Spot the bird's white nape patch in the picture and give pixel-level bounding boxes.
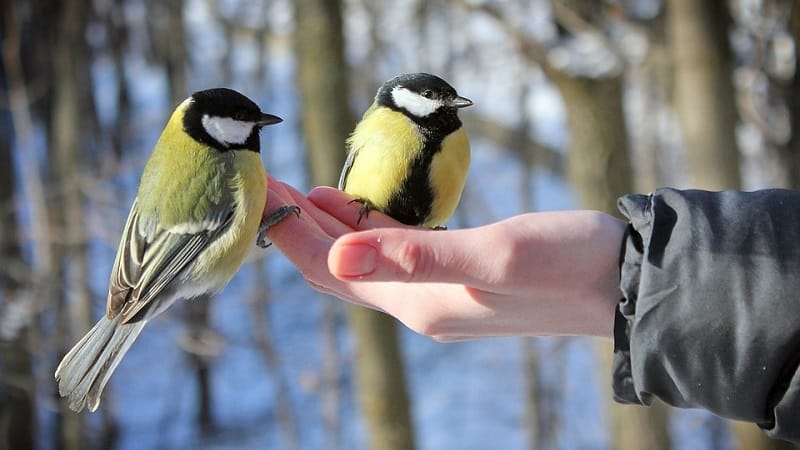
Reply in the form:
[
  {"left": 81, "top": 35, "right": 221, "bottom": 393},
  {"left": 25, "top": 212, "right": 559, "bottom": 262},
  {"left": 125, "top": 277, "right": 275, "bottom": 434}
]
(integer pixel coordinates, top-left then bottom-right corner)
[
  {"left": 201, "top": 114, "right": 254, "bottom": 146},
  {"left": 391, "top": 86, "right": 442, "bottom": 118}
]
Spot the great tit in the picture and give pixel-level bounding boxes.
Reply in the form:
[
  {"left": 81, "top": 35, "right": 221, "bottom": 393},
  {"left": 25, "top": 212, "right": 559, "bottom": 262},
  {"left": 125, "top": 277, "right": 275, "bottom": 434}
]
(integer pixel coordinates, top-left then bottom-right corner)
[
  {"left": 55, "top": 88, "right": 298, "bottom": 412},
  {"left": 339, "top": 73, "right": 472, "bottom": 228}
]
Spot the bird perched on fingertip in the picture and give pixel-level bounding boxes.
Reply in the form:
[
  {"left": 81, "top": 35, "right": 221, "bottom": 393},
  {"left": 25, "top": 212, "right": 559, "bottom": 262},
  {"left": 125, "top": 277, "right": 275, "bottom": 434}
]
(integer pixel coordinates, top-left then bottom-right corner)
[
  {"left": 55, "top": 88, "right": 299, "bottom": 412},
  {"left": 339, "top": 72, "right": 472, "bottom": 228}
]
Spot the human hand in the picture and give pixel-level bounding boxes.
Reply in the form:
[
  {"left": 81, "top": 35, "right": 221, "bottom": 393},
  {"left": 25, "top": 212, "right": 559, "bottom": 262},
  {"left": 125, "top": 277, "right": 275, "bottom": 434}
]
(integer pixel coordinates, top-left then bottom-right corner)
[{"left": 264, "top": 175, "right": 625, "bottom": 341}]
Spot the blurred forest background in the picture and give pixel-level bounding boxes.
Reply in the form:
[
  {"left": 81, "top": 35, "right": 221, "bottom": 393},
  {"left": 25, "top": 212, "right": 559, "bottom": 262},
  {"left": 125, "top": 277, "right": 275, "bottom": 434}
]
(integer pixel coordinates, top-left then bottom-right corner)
[{"left": 1, "top": 0, "right": 800, "bottom": 449}]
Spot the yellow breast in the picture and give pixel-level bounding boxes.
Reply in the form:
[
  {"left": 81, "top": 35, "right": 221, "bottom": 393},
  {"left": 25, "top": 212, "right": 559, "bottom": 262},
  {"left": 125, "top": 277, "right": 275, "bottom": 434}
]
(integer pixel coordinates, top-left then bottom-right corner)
[
  {"left": 135, "top": 102, "right": 267, "bottom": 295},
  {"left": 189, "top": 151, "right": 266, "bottom": 286},
  {"left": 425, "top": 127, "right": 470, "bottom": 227},
  {"left": 343, "top": 105, "right": 471, "bottom": 227},
  {"left": 342, "top": 107, "right": 424, "bottom": 210}
]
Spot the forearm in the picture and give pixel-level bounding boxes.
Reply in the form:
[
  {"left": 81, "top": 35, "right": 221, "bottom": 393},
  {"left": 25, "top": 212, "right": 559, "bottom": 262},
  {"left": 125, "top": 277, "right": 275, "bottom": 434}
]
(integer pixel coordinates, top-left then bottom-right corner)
[
  {"left": 326, "top": 209, "right": 627, "bottom": 338},
  {"left": 485, "top": 211, "right": 625, "bottom": 338}
]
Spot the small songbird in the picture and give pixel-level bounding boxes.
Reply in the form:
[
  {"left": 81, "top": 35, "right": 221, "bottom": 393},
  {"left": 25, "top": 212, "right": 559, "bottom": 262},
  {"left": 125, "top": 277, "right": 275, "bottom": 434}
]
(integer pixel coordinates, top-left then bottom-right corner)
[
  {"left": 55, "top": 88, "right": 298, "bottom": 412},
  {"left": 339, "top": 73, "right": 472, "bottom": 228}
]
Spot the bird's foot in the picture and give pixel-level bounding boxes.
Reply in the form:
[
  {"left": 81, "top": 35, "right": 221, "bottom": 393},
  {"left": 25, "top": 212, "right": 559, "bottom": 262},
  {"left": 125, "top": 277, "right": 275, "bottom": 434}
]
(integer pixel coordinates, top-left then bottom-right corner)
[
  {"left": 256, "top": 205, "right": 301, "bottom": 248},
  {"left": 431, "top": 225, "right": 448, "bottom": 230},
  {"left": 348, "top": 198, "right": 375, "bottom": 225}
]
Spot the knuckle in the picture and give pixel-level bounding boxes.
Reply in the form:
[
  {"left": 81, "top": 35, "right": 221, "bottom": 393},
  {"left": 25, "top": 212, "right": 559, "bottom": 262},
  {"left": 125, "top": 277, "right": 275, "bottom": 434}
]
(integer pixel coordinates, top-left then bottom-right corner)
[
  {"left": 394, "top": 240, "right": 433, "bottom": 283},
  {"left": 480, "top": 237, "right": 517, "bottom": 286}
]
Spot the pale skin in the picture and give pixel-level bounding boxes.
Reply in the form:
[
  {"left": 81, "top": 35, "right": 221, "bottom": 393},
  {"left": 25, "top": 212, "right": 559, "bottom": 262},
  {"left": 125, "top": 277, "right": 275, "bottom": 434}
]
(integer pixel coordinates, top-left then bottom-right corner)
[{"left": 263, "top": 175, "right": 626, "bottom": 342}]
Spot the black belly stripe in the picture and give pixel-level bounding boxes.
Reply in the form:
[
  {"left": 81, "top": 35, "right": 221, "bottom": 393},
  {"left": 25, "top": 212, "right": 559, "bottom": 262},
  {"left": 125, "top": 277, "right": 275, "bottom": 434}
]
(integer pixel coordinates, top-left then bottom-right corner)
[{"left": 384, "top": 138, "right": 441, "bottom": 226}]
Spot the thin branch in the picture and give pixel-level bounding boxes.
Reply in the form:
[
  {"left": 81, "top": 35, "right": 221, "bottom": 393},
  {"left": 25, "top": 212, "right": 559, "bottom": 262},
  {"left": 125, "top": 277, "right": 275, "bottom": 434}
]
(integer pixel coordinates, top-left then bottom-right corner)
[{"left": 450, "top": 0, "right": 552, "bottom": 69}]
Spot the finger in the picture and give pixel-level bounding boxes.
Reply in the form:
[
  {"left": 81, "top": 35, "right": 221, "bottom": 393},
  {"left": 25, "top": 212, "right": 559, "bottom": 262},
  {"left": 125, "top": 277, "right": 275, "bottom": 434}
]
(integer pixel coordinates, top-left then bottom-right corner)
[
  {"left": 262, "top": 184, "right": 344, "bottom": 288},
  {"left": 264, "top": 180, "right": 324, "bottom": 237},
  {"left": 265, "top": 177, "right": 356, "bottom": 240},
  {"left": 264, "top": 178, "right": 422, "bottom": 309},
  {"left": 306, "top": 279, "right": 388, "bottom": 314},
  {"left": 307, "top": 187, "right": 414, "bottom": 230},
  {"left": 327, "top": 226, "right": 507, "bottom": 290}
]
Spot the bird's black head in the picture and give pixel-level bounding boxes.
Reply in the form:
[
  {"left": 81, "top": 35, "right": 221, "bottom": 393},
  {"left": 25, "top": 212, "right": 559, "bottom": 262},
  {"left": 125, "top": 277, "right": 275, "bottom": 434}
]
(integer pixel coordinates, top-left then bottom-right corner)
[
  {"left": 376, "top": 73, "right": 472, "bottom": 134},
  {"left": 182, "top": 88, "right": 282, "bottom": 152}
]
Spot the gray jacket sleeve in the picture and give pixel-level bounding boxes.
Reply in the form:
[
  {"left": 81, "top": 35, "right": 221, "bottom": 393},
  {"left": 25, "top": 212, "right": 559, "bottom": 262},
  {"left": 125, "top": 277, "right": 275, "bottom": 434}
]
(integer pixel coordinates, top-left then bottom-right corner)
[{"left": 613, "top": 188, "right": 800, "bottom": 442}]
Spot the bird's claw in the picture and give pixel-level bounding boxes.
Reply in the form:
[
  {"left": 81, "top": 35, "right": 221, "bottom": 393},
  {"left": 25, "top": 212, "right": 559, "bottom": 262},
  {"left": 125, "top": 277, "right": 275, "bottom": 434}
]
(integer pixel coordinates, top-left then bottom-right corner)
[
  {"left": 348, "top": 198, "right": 374, "bottom": 225},
  {"left": 256, "top": 205, "right": 301, "bottom": 248}
]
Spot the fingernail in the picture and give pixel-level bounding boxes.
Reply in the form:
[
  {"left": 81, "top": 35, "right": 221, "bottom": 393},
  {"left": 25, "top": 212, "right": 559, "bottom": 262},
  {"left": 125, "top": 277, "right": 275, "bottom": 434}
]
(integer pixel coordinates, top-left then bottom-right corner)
[{"left": 336, "top": 244, "right": 377, "bottom": 277}]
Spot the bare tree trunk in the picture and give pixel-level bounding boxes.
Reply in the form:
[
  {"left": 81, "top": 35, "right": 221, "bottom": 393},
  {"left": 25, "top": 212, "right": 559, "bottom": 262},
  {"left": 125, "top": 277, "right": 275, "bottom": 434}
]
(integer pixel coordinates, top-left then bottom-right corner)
[
  {"left": 0, "top": 130, "right": 35, "bottom": 450},
  {"left": 0, "top": 4, "right": 62, "bottom": 448},
  {"left": 293, "top": 1, "right": 416, "bottom": 448},
  {"left": 669, "top": 2, "right": 795, "bottom": 447},
  {"left": 48, "top": 0, "right": 93, "bottom": 447},
  {"left": 523, "top": 339, "right": 546, "bottom": 450},
  {"left": 102, "top": 0, "right": 132, "bottom": 164},
  {"left": 293, "top": 0, "right": 352, "bottom": 187},
  {"left": 51, "top": 0, "right": 92, "bottom": 338},
  {"left": 776, "top": 0, "right": 800, "bottom": 187},
  {"left": 150, "top": 0, "right": 187, "bottom": 104},
  {"left": 183, "top": 295, "right": 215, "bottom": 433},
  {"left": 543, "top": 5, "right": 671, "bottom": 446},
  {"left": 668, "top": 0, "right": 741, "bottom": 190},
  {"left": 550, "top": 71, "right": 673, "bottom": 450},
  {"left": 552, "top": 75, "right": 634, "bottom": 215},
  {"left": 454, "top": 0, "right": 672, "bottom": 446},
  {"left": 348, "top": 310, "right": 415, "bottom": 450},
  {"left": 0, "top": 25, "right": 34, "bottom": 447},
  {"left": 510, "top": 83, "right": 554, "bottom": 450},
  {"left": 320, "top": 297, "right": 343, "bottom": 450}
]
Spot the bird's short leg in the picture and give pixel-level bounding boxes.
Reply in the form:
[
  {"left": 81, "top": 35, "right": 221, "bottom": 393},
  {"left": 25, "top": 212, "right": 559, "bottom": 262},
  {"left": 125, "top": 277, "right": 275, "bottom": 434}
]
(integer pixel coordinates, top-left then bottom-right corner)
[
  {"left": 348, "top": 198, "right": 376, "bottom": 225},
  {"left": 256, "top": 205, "right": 301, "bottom": 248}
]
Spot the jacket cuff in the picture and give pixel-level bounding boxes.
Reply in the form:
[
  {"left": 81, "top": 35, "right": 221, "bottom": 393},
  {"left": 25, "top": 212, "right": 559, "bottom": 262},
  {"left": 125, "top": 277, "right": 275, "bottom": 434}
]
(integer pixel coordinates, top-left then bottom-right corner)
[
  {"left": 610, "top": 188, "right": 800, "bottom": 441},
  {"left": 612, "top": 194, "right": 652, "bottom": 405}
]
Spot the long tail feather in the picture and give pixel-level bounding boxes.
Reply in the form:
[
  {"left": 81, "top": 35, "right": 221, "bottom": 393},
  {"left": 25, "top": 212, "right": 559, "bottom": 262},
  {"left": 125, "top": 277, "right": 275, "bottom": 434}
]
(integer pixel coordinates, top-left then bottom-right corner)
[{"left": 55, "top": 316, "right": 146, "bottom": 412}]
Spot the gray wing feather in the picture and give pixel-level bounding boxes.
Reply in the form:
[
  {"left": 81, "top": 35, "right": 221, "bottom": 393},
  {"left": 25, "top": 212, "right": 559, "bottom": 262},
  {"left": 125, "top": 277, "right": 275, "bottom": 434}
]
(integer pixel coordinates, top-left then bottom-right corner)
[
  {"left": 107, "top": 199, "right": 234, "bottom": 323},
  {"left": 56, "top": 197, "right": 234, "bottom": 412},
  {"left": 338, "top": 148, "right": 358, "bottom": 190}
]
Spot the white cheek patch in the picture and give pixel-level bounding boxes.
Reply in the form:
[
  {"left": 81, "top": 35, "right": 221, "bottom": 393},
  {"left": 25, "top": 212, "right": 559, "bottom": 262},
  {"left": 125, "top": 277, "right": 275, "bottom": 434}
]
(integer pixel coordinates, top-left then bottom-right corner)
[
  {"left": 391, "top": 87, "right": 442, "bottom": 117},
  {"left": 201, "top": 115, "right": 254, "bottom": 146}
]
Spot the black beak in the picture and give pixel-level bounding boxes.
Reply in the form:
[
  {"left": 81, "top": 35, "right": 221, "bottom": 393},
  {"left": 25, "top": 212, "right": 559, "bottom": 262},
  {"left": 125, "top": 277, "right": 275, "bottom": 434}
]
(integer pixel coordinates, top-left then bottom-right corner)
[
  {"left": 451, "top": 96, "right": 473, "bottom": 108},
  {"left": 257, "top": 113, "right": 283, "bottom": 127}
]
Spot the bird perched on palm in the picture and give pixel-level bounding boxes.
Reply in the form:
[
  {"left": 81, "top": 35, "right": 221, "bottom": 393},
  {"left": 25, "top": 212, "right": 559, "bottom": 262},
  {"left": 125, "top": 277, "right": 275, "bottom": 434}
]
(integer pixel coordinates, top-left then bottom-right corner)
[
  {"left": 55, "top": 88, "right": 298, "bottom": 412},
  {"left": 339, "top": 73, "right": 472, "bottom": 228}
]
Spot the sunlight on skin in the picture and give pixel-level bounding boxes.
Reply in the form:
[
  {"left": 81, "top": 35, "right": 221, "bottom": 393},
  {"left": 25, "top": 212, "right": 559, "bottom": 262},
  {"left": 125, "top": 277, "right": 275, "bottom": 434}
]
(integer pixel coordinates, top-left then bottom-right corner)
[{"left": 263, "top": 174, "right": 624, "bottom": 341}]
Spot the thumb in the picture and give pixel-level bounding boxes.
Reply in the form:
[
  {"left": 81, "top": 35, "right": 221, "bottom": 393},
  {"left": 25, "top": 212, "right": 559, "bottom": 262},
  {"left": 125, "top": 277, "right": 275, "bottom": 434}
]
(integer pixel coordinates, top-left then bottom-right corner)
[{"left": 328, "top": 227, "right": 504, "bottom": 288}]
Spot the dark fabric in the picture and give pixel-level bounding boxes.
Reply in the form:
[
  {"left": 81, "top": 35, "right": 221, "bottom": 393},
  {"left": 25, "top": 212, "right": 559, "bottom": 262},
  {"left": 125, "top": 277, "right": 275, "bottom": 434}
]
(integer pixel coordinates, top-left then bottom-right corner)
[{"left": 614, "top": 188, "right": 800, "bottom": 442}]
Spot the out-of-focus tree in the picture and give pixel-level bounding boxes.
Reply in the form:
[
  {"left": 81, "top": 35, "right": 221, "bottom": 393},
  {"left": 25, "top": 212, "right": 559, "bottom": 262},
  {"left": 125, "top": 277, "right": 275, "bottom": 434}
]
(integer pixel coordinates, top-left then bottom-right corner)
[
  {"left": 0, "top": 5, "right": 34, "bottom": 448},
  {"left": 149, "top": 0, "right": 188, "bottom": 104},
  {"left": 5, "top": 0, "right": 800, "bottom": 448},
  {"left": 668, "top": 0, "right": 741, "bottom": 190},
  {"left": 181, "top": 294, "right": 216, "bottom": 433},
  {"left": 293, "top": 0, "right": 416, "bottom": 449},
  {"left": 548, "top": 2, "right": 670, "bottom": 448},
  {"left": 668, "top": 1, "right": 794, "bottom": 448},
  {"left": 455, "top": 1, "right": 671, "bottom": 448},
  {"left": 50, "top": 0, "right": 93, "bottom": 349},
  {"left": 781, "top": 0, "right": 800, "bottom": 186},
  {"left": 246, "top": 261, "right": 301, "bottom": 450},
  {"left": 737, "top": 0, "right": 800, "bottom": 189},
  {"left": 47, "top": 0, "right": 96, "bottom": 447}
]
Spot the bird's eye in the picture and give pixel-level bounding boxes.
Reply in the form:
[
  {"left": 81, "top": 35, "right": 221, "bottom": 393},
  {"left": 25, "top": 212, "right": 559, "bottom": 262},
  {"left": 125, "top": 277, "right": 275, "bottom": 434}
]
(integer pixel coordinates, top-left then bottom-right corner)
[
  {"left": 234, "top": 110, "right": 247, "bottom": 121},
  {"left": 421, "top": 90, "right": 434, "bottom": 99}
]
